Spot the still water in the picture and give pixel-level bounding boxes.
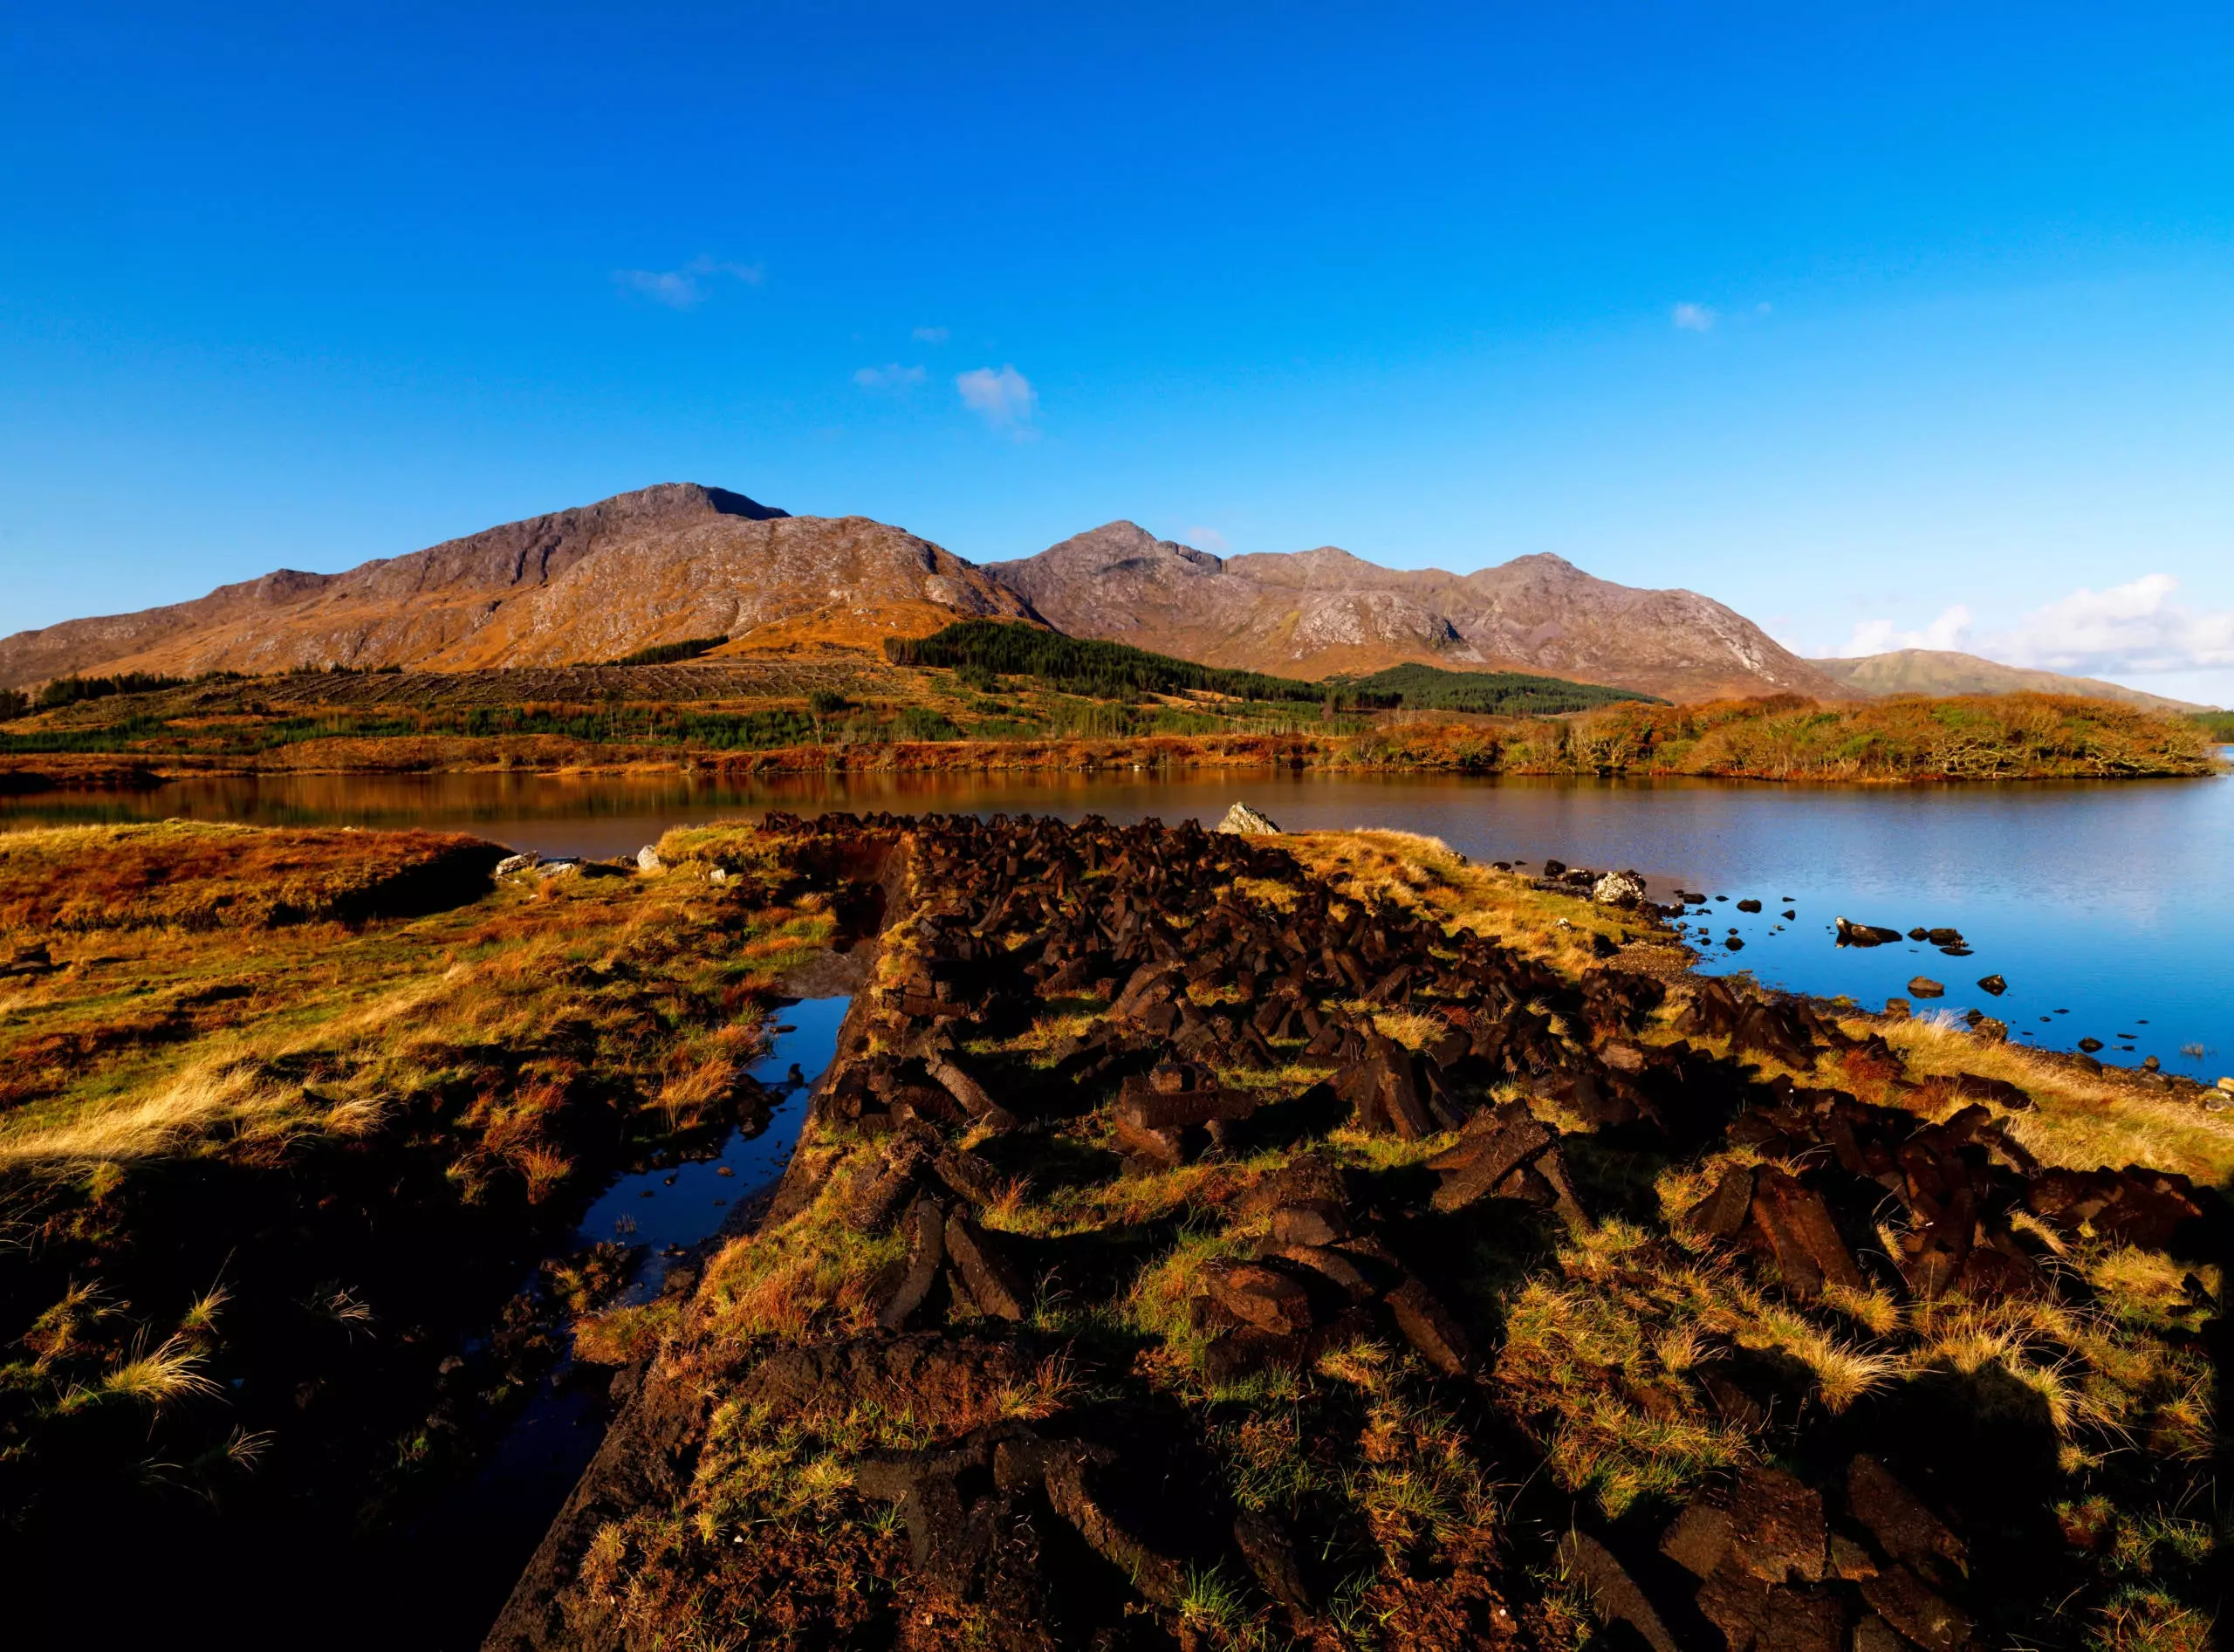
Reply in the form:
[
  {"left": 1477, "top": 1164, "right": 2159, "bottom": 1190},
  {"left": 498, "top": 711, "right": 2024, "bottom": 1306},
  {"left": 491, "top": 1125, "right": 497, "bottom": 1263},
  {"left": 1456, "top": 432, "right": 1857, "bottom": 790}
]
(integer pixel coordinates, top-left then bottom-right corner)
[
  {"left": 6, "top": 764, "right": 2230, "bottom": 1080},
  {"left": 400, "top": 995, "right": 847, "bottom": 1649}
]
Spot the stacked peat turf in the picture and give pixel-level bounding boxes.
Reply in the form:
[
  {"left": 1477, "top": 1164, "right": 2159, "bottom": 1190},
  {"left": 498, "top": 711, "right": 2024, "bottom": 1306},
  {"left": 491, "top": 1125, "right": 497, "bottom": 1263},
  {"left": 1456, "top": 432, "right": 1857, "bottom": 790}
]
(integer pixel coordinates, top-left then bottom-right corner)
[{"left": 589, "top": 810, "right": 2218, "bottom": 1651}]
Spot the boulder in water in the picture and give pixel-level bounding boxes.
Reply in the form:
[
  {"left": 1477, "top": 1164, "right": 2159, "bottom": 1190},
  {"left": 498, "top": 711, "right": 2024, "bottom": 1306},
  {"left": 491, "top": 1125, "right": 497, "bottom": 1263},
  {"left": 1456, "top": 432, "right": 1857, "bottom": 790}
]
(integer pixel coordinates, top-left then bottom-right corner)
[
  {"left": 1908, "top": 977, "right": 1944, "bottom": 998},
  {"left": 1593, "top": 869, "right": 1647, "bottom": 907}
]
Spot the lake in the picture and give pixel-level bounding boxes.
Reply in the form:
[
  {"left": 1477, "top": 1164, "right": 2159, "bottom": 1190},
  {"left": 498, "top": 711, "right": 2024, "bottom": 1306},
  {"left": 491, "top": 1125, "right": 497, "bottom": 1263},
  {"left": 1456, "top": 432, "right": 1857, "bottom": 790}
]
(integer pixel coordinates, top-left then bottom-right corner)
[{"left": 6, "top": 764, "right": 2230, "bottom": 1083}]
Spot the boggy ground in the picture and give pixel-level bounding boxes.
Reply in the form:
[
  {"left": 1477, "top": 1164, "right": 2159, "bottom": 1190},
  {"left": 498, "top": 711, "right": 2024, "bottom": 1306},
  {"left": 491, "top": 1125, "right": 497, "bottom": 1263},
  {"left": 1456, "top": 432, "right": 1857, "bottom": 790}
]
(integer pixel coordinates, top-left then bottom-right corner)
[
  {"left": 492, "top": 813, "right": 2229, "bottom": 1652},
  {"left": 0, "top": 820, "right": 862, "bottom": 1646}
]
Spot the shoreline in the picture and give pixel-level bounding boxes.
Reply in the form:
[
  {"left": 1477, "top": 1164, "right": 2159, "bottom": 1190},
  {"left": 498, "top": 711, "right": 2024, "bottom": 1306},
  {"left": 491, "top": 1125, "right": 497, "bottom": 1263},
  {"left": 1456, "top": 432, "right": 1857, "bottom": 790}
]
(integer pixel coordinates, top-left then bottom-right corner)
[{"left": 3, "top": 728, "right": 2225, "bottom": 796}]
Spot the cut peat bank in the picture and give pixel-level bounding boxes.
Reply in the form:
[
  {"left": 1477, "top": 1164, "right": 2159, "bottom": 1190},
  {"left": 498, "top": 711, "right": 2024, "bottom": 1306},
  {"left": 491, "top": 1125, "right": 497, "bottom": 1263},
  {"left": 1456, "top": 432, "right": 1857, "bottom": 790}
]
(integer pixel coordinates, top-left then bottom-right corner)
[{"left": 9, "top": 805, "right": 2217, "bottom": 1647}]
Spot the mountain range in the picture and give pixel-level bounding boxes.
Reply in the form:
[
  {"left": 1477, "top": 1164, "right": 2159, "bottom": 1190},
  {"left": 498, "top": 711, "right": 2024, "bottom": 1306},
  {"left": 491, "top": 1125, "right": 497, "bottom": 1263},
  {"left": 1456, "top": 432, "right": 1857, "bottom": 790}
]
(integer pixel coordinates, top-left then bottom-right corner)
[
  {"left": 1, "top": 483, "right": 2204, "bottom": 709},
  {"left": 986, "top": 521, "right": 1837, "bottom": 702}
]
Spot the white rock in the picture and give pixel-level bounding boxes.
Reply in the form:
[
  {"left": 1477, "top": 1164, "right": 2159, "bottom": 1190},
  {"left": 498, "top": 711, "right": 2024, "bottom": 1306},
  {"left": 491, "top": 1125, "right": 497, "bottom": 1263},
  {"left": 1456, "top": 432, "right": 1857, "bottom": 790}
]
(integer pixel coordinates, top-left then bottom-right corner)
[
  {"left": 1214, "top": 802, "right": 1281, "bottom": 835},
  {"left": 493, "top": 852, "right": 540, "bottom": 876},
  {"left": 636, "top": 845, "right": 667, "bottom": 874},
  {"left": 1592, "top": 870, "right": 1647, "bottom": 907},
  {"left": 537, "top": 859, "right": 583, "bottom": 878},
  {"left": 709, "top": 867, "right": 730, "bottom": 884}
]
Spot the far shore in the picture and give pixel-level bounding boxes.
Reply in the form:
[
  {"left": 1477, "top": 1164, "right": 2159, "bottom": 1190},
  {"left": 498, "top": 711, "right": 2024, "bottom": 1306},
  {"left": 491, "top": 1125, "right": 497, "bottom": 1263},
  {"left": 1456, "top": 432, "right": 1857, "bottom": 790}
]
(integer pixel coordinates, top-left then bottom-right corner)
[{"left": 3, "top": 684, "right": 2223, "bottom": 792}]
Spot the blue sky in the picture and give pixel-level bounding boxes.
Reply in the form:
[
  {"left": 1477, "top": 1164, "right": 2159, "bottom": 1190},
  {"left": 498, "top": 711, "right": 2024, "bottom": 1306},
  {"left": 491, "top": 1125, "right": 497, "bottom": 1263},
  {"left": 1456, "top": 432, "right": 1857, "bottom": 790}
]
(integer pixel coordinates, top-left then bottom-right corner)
[{"left": 4, "top": 3, "right": 2232, "bottom": 700}]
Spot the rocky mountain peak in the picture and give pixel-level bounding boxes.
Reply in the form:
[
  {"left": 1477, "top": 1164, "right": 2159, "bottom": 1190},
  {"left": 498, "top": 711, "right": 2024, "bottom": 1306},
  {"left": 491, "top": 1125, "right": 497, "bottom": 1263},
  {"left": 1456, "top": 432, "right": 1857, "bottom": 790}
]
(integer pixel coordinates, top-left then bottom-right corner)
[{"left": 0, "top": 484, "right": 1018, "bottom": 688}]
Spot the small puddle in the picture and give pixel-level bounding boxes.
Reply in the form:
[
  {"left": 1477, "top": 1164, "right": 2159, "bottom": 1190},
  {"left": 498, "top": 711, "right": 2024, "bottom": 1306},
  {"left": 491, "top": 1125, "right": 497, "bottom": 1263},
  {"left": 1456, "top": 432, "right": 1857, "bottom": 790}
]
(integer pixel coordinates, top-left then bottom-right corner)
[{"left": 395, "top": 994, "right": 849, "bottom": 1649}]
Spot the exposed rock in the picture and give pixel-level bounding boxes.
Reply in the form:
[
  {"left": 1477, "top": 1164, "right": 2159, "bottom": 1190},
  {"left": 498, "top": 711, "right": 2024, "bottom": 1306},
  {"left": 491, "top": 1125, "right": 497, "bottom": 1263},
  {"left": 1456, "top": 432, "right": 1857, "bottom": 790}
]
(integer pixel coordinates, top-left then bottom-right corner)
[
  {"left": 1593, "top": 870, "right": 1648, "bottom": 907},
  {"left": 1214, "top": 802, "right": 1281, "bottom": 835},
  {"left": 1908, "top": 977, "right": 1944, "bottom": 998},
  {"left": 634, "top": 845, "right": 666, "bottom": 873}
]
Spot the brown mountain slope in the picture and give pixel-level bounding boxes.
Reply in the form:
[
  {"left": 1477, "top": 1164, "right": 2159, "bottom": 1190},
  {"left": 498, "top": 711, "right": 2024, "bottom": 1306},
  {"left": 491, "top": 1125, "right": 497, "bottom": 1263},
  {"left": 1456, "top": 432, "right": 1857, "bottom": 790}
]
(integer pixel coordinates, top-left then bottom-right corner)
[
  {"left": 0, "top": 483, "right": 1037, "bottom": 688},
  {"left": 986, "top": 521, "right": 1842, "bottom": 702},
  {"left": 1808, "top": 648, "right": 2214, "bottom": 713}
]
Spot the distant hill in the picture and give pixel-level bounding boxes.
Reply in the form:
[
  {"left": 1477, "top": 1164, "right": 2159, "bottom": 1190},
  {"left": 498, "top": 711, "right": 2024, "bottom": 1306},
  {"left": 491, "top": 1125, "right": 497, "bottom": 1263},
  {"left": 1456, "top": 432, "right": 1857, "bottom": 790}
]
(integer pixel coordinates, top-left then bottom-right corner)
[
  {"left": 985, "top": 521, "right": 1842, "bottom": 703},
  {"left": 1807, "top": 649, "right": 2212, "bottom": 713},
  {"left": 0, "top": 483, "right": 1036, "bottom": 689}
]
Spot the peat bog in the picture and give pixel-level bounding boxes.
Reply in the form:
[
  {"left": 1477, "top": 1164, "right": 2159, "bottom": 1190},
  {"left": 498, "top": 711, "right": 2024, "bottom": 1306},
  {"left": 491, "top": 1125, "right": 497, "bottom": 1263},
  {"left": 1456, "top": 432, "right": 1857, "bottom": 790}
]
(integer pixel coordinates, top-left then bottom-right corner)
[{"left": 3, "top": 810, "right": 2227, "bottom": 1649}]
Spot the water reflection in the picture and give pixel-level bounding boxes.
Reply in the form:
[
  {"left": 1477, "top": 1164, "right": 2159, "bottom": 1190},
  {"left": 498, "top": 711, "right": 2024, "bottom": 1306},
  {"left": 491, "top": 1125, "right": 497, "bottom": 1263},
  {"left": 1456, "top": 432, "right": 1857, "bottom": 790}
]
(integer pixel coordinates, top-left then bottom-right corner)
[{"left": 7, "top": 765, "right": 2229, "bottom": 1077}]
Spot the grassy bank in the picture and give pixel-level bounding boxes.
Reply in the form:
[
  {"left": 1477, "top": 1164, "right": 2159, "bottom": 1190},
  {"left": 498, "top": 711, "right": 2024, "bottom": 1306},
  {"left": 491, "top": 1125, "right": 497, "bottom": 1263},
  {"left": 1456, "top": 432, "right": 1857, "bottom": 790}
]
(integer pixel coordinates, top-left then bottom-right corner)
[{"left": 0, "top": 819, "right": 849, "bottom": 1642}]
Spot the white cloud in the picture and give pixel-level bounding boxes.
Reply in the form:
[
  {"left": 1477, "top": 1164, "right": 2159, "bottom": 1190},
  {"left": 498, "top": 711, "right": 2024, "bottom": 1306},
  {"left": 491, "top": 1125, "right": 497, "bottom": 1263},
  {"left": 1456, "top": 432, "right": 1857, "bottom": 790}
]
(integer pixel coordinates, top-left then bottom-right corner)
[
  {"left": 1986, "top": 574, "right": 2234, "bottom": 677},
  {"left": 613, "top": 256, "right": 764, "bottom": 309},
  {"left": 1832, "top": 574, "right": 2234, "bottom": 681},
  {"left": 956, "top": 365, "right": 1038, "bottom": 435},
  {"left": 1183, "top": 525, "right": 1229, "bottom": 552},
  {"left": 912, "top": 326, "right": 950, "bottom": 344},
  {"left": 1672, "top": 301, "right": 1716, "bottom": 332},
  {"left": 1835, "top": 604, "right": 1974, "bottom": 657},
  {"left": 853, "top": 362, "right": 927, "bottom": 391}
]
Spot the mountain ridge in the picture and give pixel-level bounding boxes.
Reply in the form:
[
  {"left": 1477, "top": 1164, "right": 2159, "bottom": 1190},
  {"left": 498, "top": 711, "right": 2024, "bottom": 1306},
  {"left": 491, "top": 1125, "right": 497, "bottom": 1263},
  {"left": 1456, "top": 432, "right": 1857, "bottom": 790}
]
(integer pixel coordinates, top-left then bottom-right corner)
[
  {"left": 0, "top": 484, "right": 1034, "bottom": 688},
  {"left": 986, "top": 521, "right": 1841, "bottom": 702},
  {"left": 7, "top": 489, "right": 1927, "bottom": 705}
]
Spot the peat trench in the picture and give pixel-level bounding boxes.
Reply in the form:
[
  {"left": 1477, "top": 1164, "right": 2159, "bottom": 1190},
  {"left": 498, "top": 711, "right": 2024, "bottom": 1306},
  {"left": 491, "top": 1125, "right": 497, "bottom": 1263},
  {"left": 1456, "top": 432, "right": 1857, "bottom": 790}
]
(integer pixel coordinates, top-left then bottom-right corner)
[
  {"left": 3, "top": 910, "right": 880, "bottom": 1649},
  {"left": 397, "top": 990, "right": 851, "bottom": 1649},
  {"left": 485, "top": 812, "right": 2230, "bottom": 1651}
]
